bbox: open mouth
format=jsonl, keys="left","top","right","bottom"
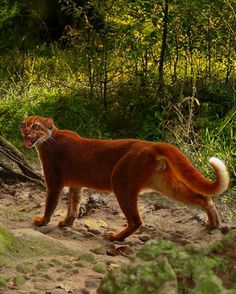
{"left": 24, "top": 137, "right": 38, "bottom": 149}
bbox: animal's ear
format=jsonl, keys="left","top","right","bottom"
{"left": 44, "top": 117, "right": 54, "bottom": 130}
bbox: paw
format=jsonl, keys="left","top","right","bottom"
{"left": 204, "top": 219, "right": 219, "bottom": 230}
{"left": 33, "top": 215, "right": 48, "bottom": 227}
{"left": 107, "top": 231, "right": 118, "bottom": 241}
{"left": 107, "top": 231, "right": 125, "bottom": 242}
{"left": 58, "top": 218, "right": 74, "bottom": 227}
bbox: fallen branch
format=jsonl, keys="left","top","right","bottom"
{"left": 0, "top": 136, "right": 45, "bottom": 187}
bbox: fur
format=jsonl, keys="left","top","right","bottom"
{"left": 20, "top": 115, "right": 230, "bottom": 241}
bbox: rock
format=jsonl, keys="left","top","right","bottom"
{"left": 49, "top": 289, "right": 68, "bottom": 294}
{"left": 77, "top": 287, "right": 90, "bottom": 294}
{"left": 106, "top": 244, "right": 133, "bottom": 257}
{"left": 83, "top": 232, "right": 96, "bottom": 238}
{"left": 108, "top": 263, "right": 120, "bottom": 270}
{"left": 90, "top": 245, "right": 106, "bottom": 255}
{"left": 138, "top": 234, "right": 151, "bottom": 242}
{"left": 34, "top": 280, "right": 54, "bottom": 290}
{"left": 64, "top": 230, "right": 83, "bottom": 240}
{"left": 106, "top": 249, "right": 118, "bottom": 257}
{"left": 115, "top": 245, "right": 133, "bottom": 255}
{"left": 88, "top": 228, "right": 102, "bottom": 235}
{"left": 85, "top": 278, "right": 101, "bottom": 288}
{"left": 14, "top": 275, "right": 26, "bottom": 287}
{"left": 56, "top": 281, "right": 75, "bottom": 292}
{"left": 83, "top": 219, "right": 108, "bottom": 232}
{"left": 77, "top": 227, "right": 88, "bottom": 234}
{"left": 61, "top": 227, "right": 72, "bottom": 232}
{"left": 124, "top": 240, "right": 136, "bottom": 246}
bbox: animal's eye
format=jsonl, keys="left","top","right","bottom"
{"left": 21, "top": 123, "right": 26, "bottom": 128}
{"left": 31, "top": 124, "right": 40, "bottom": 130}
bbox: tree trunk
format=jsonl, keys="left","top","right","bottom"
{"left": 157, "top": 0, "right": 169, "bottom": 93}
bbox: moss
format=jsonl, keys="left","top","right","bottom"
{"left": 0, "top": 226, "right": 19, "bottom": 254}
{"left": 62, "top": 263, "right": 74, "bottom": 270}
{"left": 136, "top": 239, "right": 175, "bottom": 261}
{"left": 99, "top": 234, "right": 236, "bottom": 293}
{"left": 206, "top": 230, "right": 236, "bottom": 255}
{"left": 93, "top": 262, "right": 107, "bottom": 274}
{"left": 98, "top": 257, "right": 177, "bottom": 294}
{"left": 0, "top": 276, "right": 8, "bottom": 287}
{"left": 36, "top": 261, "right": 50, "bottom": 270}
{"left": 78, "top": 253, "right": 97, "bottom": 264}
{"left": 190, "top": 273, "right": 225, "bottom": 294}
{"left": 16, "top": 262, "right": 33, "bottom": 273}
{"left": 13, "top": 275, "right": 26, "bottom": 287}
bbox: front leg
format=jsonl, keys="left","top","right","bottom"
{"left": 33, "top": 187, "right": 62, "bottom": 226}
{"left": 58, "top": 187, "right": 82, "bottom": 227}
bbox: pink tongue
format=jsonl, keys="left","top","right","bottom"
{"left": 24, "top": 139, "right": 32, "bottom": 148}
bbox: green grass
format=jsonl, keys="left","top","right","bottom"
{"left": 0, "top": 48, "right": 235, "bottom": 179}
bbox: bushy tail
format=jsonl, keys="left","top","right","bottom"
{"left": 155, "top": 143, "right": 230, "bottom": 196}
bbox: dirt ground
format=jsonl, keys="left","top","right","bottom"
{"left": 0, "top": 176, "right": 236, "bottom": 293}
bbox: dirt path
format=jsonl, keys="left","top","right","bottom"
{"left": 0, "top": 181, "right": 235, "bottom": 293}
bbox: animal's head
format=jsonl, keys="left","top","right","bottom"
{"left": 20, "top": 116, "right": 55, "bottom": 149}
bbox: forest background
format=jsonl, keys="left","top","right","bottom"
{"left": 0, "top": 0, "right": 235, "bottom": 182}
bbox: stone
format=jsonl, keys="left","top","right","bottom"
{"left": 90, "top": 246, "right": 106, "bottom": 255}
{"left": 76, "top": 227, "right": 88, "bottom": 234}
{"left": 56, "top": 281, "right": 75, "bottom": 292}
{"left": 48, "top": 289, "right": 68, "bottom": 294}
{"left": 83, "top": 232, "right": 96, "bottom": 238}
{"left": 138, "top": 234, "right": 151, "bottom": 242}
{"left": 85, "top": 278, "right": 101, "bottom": 288}
{"left": 78, "top": 287, "right": 90, "bottom": 294}
{"left": 88, "top": 228, "right": 102, "bottom": 235}
{"left": 34, "top": 280, "right": 54, "bottom": 290}
{"left": 83, "top": 219, "right": 108, "bottom": 230}
{"left": 35, "top": 225, "right": 56, "bottom": 234}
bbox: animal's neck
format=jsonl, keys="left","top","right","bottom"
{"left": 36, "top": 127, "right": 58, "bottom": 154}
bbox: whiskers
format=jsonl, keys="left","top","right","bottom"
{"left": 37, "top": 134, "right": 56, "bottom": 146}
{"left": 44, "top": 135, "right": 56, "bottom": 144}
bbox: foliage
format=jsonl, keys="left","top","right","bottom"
{"left": 98, "top": 232, "right": 236, "bottom": 293}
{"left": 0, "top": 0, "right": 235, "bottom": 178}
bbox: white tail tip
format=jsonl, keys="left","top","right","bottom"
{"left": 209, "top": 157, "right": 230, "bottom": 195}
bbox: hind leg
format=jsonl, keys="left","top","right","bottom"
{"left": 58, "top": 187, "right": 82, "bottom": 227}
{"left": 201, "top": 199, "right": 220, "bottom": 229}
{"left": 149, "top": 169, "right": 220, "bottom": 230}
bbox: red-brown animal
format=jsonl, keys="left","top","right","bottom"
{"left": 21, "top": 115, "right": 229, "bottom": 241}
